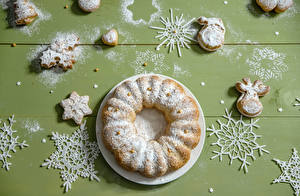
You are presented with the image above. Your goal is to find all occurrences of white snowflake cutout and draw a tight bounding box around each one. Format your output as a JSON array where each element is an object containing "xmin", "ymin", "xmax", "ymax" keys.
[
  {"xmin": 207, "ymin": 108, "xmax": 269, "ymax": 173},
  {"xmin": 0, "ymin": 115, "xmax": 29, "ymax": 170},
  {"xmin": 150, "ymin": 9, "xmax": 196, "ymax": 57},
  {"xmin": 273, "ymin": 148, "xmax": 300, "ymax": 196},
  {"xmin": 42, "ymin": 121, "xmax": 100, "ymax": 192}
]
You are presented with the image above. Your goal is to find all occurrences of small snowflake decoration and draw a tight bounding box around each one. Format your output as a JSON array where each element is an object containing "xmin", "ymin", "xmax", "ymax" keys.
[
  {"xmin": 273, "ymin": 148, "xmax": 300, "ymax": 196},
  {"xmin": 0, "ymin": 115, "xmax": 28, "ymax": 171},
  {"xmin": 42, "ymin": 121, "xmax": 100, "ymax": 192},
  {"xmin": 207, "ymin": 109, "xmax": 269, "ymax": 173},
  {"xmin": 60, "ymin": 91, "xmax": 92, "ymax": 125},
  {"xmin": 247, "ymin": 47, "xmax": 288, "ymax": 82},
  {"xmin": 149, "ymin": 8, "xmax": 196, "ymax": 57},
  {"xmin": 294, "ymin": 98, "xmax": 300, "ymax": 109}
]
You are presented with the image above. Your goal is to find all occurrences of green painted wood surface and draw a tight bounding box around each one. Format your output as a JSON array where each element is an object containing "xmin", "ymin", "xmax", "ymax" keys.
[{"xmin": 0, "ymin": 0, "xmax": 300, "ymax": 196}]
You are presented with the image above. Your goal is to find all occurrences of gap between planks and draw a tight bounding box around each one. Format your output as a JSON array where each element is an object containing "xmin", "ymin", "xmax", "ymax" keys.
[{"xmin": 1, "ymin": 42, "xmax": 300, "ymax": 46}]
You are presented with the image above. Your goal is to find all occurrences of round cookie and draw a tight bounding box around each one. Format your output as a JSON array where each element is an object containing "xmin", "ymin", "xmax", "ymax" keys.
[
  {"xmin": 197, "ymin": 16, "xmax": 225, "ymax": 52},
  {"xmin": 101, "ymin": 75, "xmax": 202, "ymax": 177},
  {"xmin": 78, "ymin": 0, "xmax": 101, "ymax": 12}
]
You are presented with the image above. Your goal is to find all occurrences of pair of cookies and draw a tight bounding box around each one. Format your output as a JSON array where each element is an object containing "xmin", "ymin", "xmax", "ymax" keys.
[
  {"xmin": 197, "ymin": 16, "xmax": 225, "ymax": 52},
  {"xmin": 40, "ymin": 34, "xmax": 80, "ymax": 71},
  {"xmin": 256, "ymin": 0, "xmax": 293, "ymax": 13}
]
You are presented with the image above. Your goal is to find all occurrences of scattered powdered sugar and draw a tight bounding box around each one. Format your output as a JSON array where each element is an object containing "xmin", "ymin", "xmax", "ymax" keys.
[
  {"xmin": 172, "ymin": 64, "xmax": 191, "ymax": 78},
  {"xmin": 121, "ymin": 0, "xmax": 162, "ymax": 25},
  {"xmin": 105, "ymin": 50, "xmax": 124, "ymax": 62},
  {"xmin": 27, "ymin": 33, "xmax": 88, "ymax": 88},
  {"xmin": 247, "ymin": 47, "xmax": 288, "ymax": 82},
  {"xmin": 22, "ymin": 119, "xmax": 44, "ymax": 134},
  {"xmin": 1, "ymin": 0, "xmax": 51, "ymax": 36},
  {"xmin": 131, "ymin": 49, "xmax": 168, "ymax": 74},
  {"xmin": 134, "ymin": 108, "xmax": 167, "ymax": 141}
]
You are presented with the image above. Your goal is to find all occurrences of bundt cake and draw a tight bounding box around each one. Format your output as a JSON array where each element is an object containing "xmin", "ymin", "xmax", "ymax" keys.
[{"xmin": 102, "ymin": 75, "xmax": 201, "ymax": 177}]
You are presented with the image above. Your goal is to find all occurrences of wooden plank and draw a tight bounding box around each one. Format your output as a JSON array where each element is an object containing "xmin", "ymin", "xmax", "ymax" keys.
[
  {"xmin": 0, "ymin": 44, "xmax": 299, "ymax": 117},
  {"xmin": 0, "ymin": 116, "xmax": 298, "ymax": 196},
  {"xmin": 0, "ymin": 0, "xmax": 299, "ymax": 44}
]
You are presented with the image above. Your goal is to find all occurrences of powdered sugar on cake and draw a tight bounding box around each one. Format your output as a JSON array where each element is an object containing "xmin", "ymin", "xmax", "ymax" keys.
[{"xmin": 134, "ymin": 108, "xmax": 167, "ymax": 141}]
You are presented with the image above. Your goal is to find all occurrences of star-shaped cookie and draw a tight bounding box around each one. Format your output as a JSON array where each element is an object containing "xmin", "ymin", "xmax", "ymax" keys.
[{"xmin": 60, "ymin": 91, "xmax": 92, "ymax": 125}]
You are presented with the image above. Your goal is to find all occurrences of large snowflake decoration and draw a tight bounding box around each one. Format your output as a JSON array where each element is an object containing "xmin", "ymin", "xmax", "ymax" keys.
[
  {"xmin": 273, "ymin": 148, "xmax": 300, "ymax": 196},
  {"xmin": 0, "ymin": 115, "xmax": 28, "ymax": 170},
  {"xmin": 247, "ymin": 47, "xmax": 288, "ymax": 82},
  {"xmin": 295, "ymin": 98, "xmax": 300, "ymax": 109},
  {"xmin": 149, "ymin": 8, "xmax": 196, "ymax": 57},
  {"xmin": 207, "ymin": 109, "xmax": 269, "ymax": 173},
  {"xmin": 42, "ymin": 121, "xmax": 100, "ymax": 192}
]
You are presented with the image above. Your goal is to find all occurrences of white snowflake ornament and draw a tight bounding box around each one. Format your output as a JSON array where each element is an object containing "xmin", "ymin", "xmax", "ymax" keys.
[
  {"xmin": 60, "ymin": 91, "xmax": 92, "ymax": 125},
  {"xmin": 0, "ymin": 115, "xmax": 29, "ymax": 170},
  {"xmin": 207, "ymin": 108, "xmax": 269, "ymax": 173},
  {"xmin": 150, "ymin": 9, "xmax": 196, "ymax": 57},
  {"xmin": 42, "ymin": 121, "xmax": 100, "ymax": 192},
  {"xmin": 273, "ymin": 148, "xmax": 300, "ymax": 196}
]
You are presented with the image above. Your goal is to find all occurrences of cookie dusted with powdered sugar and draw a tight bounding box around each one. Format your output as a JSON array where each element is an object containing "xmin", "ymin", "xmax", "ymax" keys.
[
  {"xmin": 256, "ymin": 0, "xmax": 293, "ymax": 13},
  {"xmin": 78, "ymin": 0, "xmax": 101, "ymax": 12},
  {"xmin": 40, "ymin": 33, "xmax": 79, "ymax": 70},
  {"xmin": 197, "ymin": 16, "xmax": 225, "ymax": 52},
  {"xmin": 236, "ymin": 78, "xmax": 270, "ymax": 117},
  {"xmin": 102, "ymin": 29, "xmax": 118, "ymax": 46},
  {"xmin": 60, "ymin": 91, "xmax": 92, "ymax": 125},
  {"xmin": 14, "ymin": 0, "xmax": 38, "ymax": 25}
]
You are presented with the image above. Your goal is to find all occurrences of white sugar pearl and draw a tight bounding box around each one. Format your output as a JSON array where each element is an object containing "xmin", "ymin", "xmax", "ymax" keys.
[
  {"xmin": 278, "ymin": 107, "xmax": 283, "ymax": 112},
  {"xmin": 275, "ymin": 32, "xmax": 279, "ymax": 36},
  {"xmin": 16, "ymin": 81, "xmax": 21, "ymax": 86},
  {"xmin": 93, "ymin": 84, "xmax": 98, "ymax": 88},
  {"xmin": 41, "ymin": 138, "xmax": 47, "ymax": 143},
  {"xmin": 201, "ymin": 82, "xmax": 205, "ymax": 86},
  {"xmin": 49, "ymin": 90, "xmax": 54, "ymax": 94},
  {"xmin": 224, "ymin": 1, "xmax": 228, "ymax": 5},
  {"xmin": 220, "ymin": 100, "xmax": 225, "ymax": 104},
  {"xmin": 209, "ymin": 187, "xmax": 214, "ymax": 193}
]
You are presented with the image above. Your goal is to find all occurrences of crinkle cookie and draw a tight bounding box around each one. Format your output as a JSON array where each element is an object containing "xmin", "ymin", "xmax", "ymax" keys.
[
  {"xmin": 197, "ymin": 16, "xmax": 225, "ymax": 52},
  {"xmin": 14, "ymin": 0, "xmax": 38, "ymax": 25},
  {"xmin": 256, "ymin": 0, "xmax": 293, "ymax": 13},
  {"xmin": 40, "ymin": 33, "xmax": 79, "ymax": 71},
  {"xmin": 78, "ymin": 0, "xmax": 101, "ymax": 12},
  {"xmin": 236, "ymin": 78, "xmax": 270, "ymax": 117},
  {"xmin": 102, "ymin": 29, "xmax": 118, "ymax": 46}
]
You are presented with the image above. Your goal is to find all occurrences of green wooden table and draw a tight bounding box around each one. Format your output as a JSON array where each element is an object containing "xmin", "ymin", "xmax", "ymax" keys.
[{"xmin": 0, "ymin": 0, "xmax": 299, "ymax": 195}]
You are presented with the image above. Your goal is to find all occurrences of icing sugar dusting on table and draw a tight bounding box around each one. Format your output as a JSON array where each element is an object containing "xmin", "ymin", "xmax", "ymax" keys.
[
  {"xmin": 121, "ymin": 0, "xmax": 162, "ymax": 25},
  {"xmin": 22, "ymin": 119, "xmax": 44, "ymax": 134}
]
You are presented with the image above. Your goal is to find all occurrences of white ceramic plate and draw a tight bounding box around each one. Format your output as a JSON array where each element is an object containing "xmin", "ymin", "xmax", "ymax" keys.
[{"xmin": 95, "ymin": 74, "xmax": 206, "ymax": 185}]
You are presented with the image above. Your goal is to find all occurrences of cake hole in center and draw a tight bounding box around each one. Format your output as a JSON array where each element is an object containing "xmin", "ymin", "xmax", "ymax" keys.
[{"xmin": 134, "ymin": 108, "xmax": 167, "ymax": 142}]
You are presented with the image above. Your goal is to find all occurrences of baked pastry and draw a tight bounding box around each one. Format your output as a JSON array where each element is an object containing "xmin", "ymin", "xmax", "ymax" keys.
[
  {"xmin": 236, "ymin": 78, "xmax": 270, "ymax": 117},
  {"xmin": 40, "ymin": 33, "xmax": 79, "ymax": 70},
  {"xmin": 14, "ymin": 0, "xmax": 38, "ymax": 25},
  {"xmin": 197, "ymin": 16, "xmax": 225, "ymax": 52},
  {"xmin": 102, "ymin": 29, "xmax": 118, "ymax": 46},
  {"xmin": 60, "ymin": 91, "xmax": 92, "ymax": 125},
  {"xmin": 101, "ymin": 75, "xmax": 201, "ymax": 177},
  {"xmin": 256, "ymin": 0, "xmax": 293, "ymax": 13},
  {"xmin": 78, "ymin": 0, "xmax": 101, "ymax": 12}
]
